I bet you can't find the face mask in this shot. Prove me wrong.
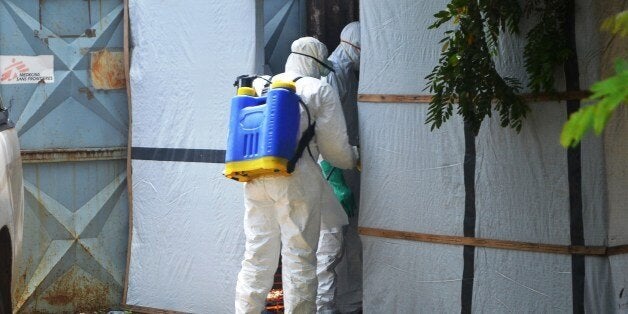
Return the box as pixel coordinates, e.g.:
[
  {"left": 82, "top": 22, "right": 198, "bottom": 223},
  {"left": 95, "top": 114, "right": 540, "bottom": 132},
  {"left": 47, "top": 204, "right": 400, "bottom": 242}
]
[
  {"left": 341, "top": 40, "right": 361, "bottom": 54},
  {"left": 291, "top": 51, "right": 335, "bottom": 76}
]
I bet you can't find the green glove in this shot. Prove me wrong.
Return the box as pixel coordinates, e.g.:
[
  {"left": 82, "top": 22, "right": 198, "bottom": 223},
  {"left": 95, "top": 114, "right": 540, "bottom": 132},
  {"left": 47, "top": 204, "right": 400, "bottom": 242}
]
[{"left": 320, "top": 160, "right": 357, "bottom": 217}]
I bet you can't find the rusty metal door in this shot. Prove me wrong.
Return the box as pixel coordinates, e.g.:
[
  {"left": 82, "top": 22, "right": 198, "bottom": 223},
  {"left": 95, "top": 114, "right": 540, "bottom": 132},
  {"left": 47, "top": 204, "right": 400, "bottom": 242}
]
[{"left": 0, "top": 0, "right": 128, "bottom": 312}]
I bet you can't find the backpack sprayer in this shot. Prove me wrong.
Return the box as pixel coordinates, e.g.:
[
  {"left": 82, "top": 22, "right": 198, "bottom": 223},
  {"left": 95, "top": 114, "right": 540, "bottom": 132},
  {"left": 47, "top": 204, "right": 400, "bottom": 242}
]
[{"left": 224, "top": 75, "right": 304, "bottom": 182}]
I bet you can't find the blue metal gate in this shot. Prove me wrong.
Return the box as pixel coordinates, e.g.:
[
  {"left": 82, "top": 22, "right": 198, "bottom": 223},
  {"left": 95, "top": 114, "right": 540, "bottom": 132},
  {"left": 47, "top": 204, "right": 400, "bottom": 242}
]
[
  {"left": 0, "top": 0, "right": 128, "bottom": 312},
  {"left": 264, "top": 0, "right": 306, "bottom": 74}
]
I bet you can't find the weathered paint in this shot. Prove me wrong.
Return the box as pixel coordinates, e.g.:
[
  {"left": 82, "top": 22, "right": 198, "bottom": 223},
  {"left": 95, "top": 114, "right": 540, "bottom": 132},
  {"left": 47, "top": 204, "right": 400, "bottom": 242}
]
[
  {"left": 15, "top": 162, "right": 128, "bottom": 312},
  {"left": 40, "top": 266, "right": 115, "bottom": 311},
  {"left": 91, "top": 50, "right": 126, "bottom": 90},
  {"left": 21, "top": 147, "right": 127, "bottom": 163},
  {"left": 0, "top": 0, "right": 129, "bottom": 312}
]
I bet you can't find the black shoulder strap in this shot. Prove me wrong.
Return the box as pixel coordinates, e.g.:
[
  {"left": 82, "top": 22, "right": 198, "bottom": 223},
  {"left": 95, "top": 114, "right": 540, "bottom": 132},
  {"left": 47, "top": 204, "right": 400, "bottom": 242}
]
[
  {"left": 259, "top": 75, "right": 273, "bottom": 96},
  {"left": 287, "top": 122, "right": 316, "bottom": 173},
  {"left": 286, "top": 75, "right": 316, "bottom": 173}
]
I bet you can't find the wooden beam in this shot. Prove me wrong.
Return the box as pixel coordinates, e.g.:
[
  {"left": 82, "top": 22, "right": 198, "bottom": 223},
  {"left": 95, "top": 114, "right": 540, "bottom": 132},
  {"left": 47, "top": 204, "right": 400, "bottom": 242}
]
[
  {"left": 521, "top": 90, "right": 591, "bottom": 102},
  {"left": 359, "top": 227, "right": 627, "bottom": 256},
  {"left": 358, "top": 91, "right": 592, "bottom": 104},
  {"left": 358, "top": 94, "right": 433, "bottom": 103},
  {"left": 608, "top": 244, "right": 628, "bottom": 256},
  {"left": 122, "top": 0, "right": 133, "bottom": 305}
]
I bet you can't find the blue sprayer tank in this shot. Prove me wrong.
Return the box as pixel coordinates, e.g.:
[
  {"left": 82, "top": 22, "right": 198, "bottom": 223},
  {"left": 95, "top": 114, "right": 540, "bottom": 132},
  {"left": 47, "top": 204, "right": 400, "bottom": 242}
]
[{"left": 224, "top": 78, "right": 301, "bottom": 182}]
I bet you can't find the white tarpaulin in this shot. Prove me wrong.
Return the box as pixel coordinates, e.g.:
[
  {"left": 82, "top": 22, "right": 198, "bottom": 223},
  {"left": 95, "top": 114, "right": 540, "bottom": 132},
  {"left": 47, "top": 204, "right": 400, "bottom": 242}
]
[
  {"left": 358, "top": 0, "right": 626, "bottom": 312},
  {"left": 124, "top": 1, "right": 262, "bottom": 312}
]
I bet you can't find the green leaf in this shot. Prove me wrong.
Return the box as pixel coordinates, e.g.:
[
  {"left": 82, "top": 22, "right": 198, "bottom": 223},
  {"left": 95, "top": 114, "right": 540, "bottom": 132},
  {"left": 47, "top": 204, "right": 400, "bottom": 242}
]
[
  {"left": 434, "top": 10, "right": 452, "bottom": 19},
  {"left": 560, "top": 58, "right": 628, "bottom": 147},
  {"left": 448, "top": 53, "right": 461, "bottom": 65},
  {"left": 602, "top": 10, "right": 628, "bottom": 36}
]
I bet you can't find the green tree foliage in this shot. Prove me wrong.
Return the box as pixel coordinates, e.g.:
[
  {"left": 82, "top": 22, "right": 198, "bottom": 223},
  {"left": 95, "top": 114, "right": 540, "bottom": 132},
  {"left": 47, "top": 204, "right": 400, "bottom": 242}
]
[
  {"left": 560, "top": 11, "right": 628, "bottom": 147},
  {"left": 425, "top": 0, "right": 529, "bottom": 135},
  {"left": 523, "top": 0, "right": 572, "bottom": 93}
]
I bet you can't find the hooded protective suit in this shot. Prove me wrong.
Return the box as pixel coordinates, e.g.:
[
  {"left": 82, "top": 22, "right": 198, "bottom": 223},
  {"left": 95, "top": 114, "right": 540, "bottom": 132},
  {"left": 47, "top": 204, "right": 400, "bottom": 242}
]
[
  {"left": 235, "top": 37, "right": 356, "bottom": 314},
  {"left": 326, "top": 21, "right": 360, "bottom": 146},
  {"left": 317, "top": 21, "right": 362, "bottom": 313}
]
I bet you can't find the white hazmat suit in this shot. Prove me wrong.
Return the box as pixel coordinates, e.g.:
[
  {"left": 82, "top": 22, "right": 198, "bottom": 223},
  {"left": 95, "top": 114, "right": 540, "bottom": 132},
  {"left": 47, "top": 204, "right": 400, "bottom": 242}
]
[
  {"left": 316, "top": 163, "right": 349, "bottom": 313},
  {"left": 318, "top": 21, "right": 362, "bottom": 313},
  {"left": 235, "top": 37, "right": 356, "bottom": 314},
  {"left": 326, "top": 21, "right": 360, "bottom": 146}
]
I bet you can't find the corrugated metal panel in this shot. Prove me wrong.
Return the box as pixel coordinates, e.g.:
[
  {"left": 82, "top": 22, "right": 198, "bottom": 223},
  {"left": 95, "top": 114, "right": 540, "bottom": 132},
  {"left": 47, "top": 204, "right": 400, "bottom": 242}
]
[{"left": 0, "top": 0, "right": 128, "bottom": 312}]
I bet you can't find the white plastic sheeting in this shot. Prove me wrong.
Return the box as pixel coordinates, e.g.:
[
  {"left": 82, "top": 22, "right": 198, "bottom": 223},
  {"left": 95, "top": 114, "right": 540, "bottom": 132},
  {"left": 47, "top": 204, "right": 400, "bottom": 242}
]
[
  {"left": 363, "top": 238, "right": 463, "bottom": 312},
  {"left": 472, "top": 105, "right": 575, "bottom": 312},
  {"left": 125, "top": 1, "right": 262, "bottom": 312},
  {"left": 358, "top": 101, "right": 466, "bottom": 311},
  {"left": 359, "top": 0, "right": 626, "bottom": 312},
  {"left": 358, "top": 103, "right": 465, "bottom": 236},
  {"left": 606, "top": 103, "right": 628, "bottom": 313}
]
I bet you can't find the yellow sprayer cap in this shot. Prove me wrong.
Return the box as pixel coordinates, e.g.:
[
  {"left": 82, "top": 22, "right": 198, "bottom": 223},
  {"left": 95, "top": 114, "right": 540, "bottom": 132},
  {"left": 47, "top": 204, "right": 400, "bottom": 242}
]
[
  {"left": 237, "top": 87, "right": 257, "bottom": 96},
  {"left": 271, "top": 81, "right": 296, "bottom": 92}
]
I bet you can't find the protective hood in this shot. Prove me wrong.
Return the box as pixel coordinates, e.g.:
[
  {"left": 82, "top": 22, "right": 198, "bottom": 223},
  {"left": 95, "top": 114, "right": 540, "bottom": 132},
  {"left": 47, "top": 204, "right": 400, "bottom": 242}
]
[
  {"left": 330, "top": 21, "right": 360, "bottom": 70},
  {"left": 286, "top": 37, "right": 329, "bottom": 78}
]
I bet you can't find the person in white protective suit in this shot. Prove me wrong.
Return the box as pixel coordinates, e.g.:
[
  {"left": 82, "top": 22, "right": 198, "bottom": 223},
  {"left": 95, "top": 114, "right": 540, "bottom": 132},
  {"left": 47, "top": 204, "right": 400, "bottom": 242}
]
[
  {"left": 317, "top": 21, "right": 362, "bottom": 313},
  {"left": 325, "top": 21, "right": 360, "bottom": 141},
  {"left": 235, "top": 37, "right": 357, "bottom": 314}
]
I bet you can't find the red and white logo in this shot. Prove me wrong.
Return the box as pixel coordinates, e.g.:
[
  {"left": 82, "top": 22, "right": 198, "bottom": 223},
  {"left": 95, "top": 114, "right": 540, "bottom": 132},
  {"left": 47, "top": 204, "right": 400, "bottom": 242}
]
[
  {"left": 1, "top": 58, "right": 30, "bottom": 82},
  {"left": 0, "top": 55, "right": 54, "bottom": 85}
]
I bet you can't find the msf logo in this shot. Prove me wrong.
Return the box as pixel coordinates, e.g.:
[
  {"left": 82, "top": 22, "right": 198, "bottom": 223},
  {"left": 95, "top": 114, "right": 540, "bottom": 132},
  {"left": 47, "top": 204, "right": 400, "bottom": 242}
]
[{"left": 1, "top": 58, "right": 29, "bottom": 82}]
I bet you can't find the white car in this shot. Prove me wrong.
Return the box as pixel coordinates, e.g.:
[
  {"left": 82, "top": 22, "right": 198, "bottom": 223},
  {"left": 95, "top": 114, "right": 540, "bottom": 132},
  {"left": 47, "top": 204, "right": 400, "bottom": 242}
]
[{"left": 0, "top": 96, "right": 23, "bottom": 314}]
